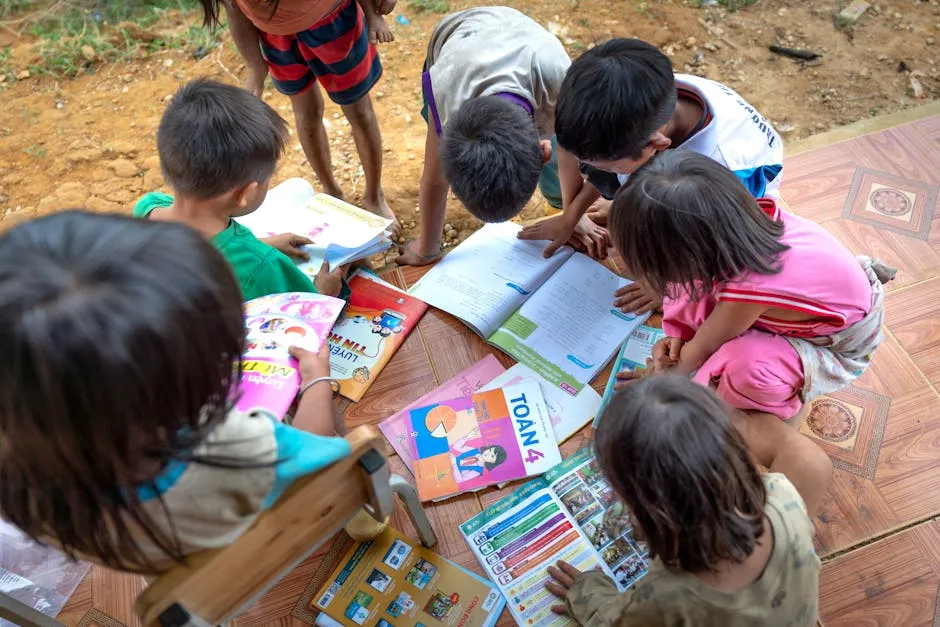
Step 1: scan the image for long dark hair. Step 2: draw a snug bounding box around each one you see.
[199,0,279,29]
[0,211,246,572]
[594,375,766,573]
[609,150,789,301]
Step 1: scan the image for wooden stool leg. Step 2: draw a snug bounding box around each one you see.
[389,474,437,548]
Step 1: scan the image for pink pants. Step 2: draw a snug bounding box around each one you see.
[663,295,805,418]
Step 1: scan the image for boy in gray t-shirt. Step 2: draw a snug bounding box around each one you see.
[397,6,575,265]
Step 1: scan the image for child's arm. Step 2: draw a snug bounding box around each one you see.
[397,125,448,266]
[675,301,768,375]
[222,0,267,97]
[289,345,343,436]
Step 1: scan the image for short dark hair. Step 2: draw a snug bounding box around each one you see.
[158,78,288,200]
[594,375,767,573]
[440,96,543,222]
[609,150,788,300]
[556,39,677,161]
[0,211,246,572]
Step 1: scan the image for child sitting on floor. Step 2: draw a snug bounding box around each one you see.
[546,375,830,626]
[0,212,380,573]
[609,151,892,418]
[135,78,344,301]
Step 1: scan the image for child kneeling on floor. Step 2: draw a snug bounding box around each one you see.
[547,375,831,626]
[0,212,379,573]
[609,150,893,418]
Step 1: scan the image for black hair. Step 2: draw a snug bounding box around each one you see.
[594,375,766,573]
[440,96,543,222]
[0,211,247,572]
[555,39,677,162]
[479,445,507,471]
[158,78,288,200]
[198,0,279,29]
[609,150,789,300]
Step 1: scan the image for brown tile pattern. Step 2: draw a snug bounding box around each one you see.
[54,116,940,627]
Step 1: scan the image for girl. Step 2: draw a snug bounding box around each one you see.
[546,375,830,626]
[0,212,377,573]
[609,151,892,418]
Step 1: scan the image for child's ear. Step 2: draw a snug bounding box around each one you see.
[233,181,260,208]
[539,139,553,165]
[649,131,672,152]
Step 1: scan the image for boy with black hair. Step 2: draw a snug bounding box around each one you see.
[135,78,344,301]
[397,6,578,266]
[518,39,783,313]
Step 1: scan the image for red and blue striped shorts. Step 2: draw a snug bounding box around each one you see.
[258,0,381,105]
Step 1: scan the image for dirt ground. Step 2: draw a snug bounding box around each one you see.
[1,0,938,256]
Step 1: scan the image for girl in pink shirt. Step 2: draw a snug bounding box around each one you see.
[609,151,892,418]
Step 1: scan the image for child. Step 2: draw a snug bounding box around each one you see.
[609,151,892,418]
[0,211,388,572]
[396,6,575,266]
[518,39,784,313]
[546,375,830,626]
[199,0,396,228]
[135,79,345,301]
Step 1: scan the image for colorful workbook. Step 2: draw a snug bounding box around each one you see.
[409,222,649,395]
[312,528,505,627]
[379,355,508,469]
[406,382,562,501]
[594,324,666,426]
[328,273,428,402]
[460,448,649,627]
[238,292,346,419]
[236,177,393,274]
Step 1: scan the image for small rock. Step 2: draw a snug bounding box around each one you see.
[162,93,173,102]
[684,36,697,49]
[122,86,129,93]
[404,114,413,124]
[838,0,870,24]
[443,223,453,232]
[877,53,889,61]
[929,37,937,45]
[55,101,64,109]
[15,69,30,80]
[704,42,718,52]
[375,91,385,98]
[109,159,139,178]
[778,7,788,16]
[776,121,797,134]
[80,45,96,62]
[332,112,340,119]
[163,58,174,68]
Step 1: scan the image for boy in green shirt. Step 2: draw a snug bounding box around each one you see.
[135,78,344,301]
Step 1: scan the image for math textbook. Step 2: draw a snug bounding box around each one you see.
[328,272,427,402]
[312,528,504,627]
[460,448,649,627]
[238,292,346,419]
[594,324,666,426]
[409,222,649,396]
[406,382,562,502]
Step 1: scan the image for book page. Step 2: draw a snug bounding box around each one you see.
[595,325,666,425]
[409,222,573,338]
[488,253,649,395]
[313,528,504,627]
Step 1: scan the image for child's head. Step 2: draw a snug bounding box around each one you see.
[440,96,547,223]
[0,211,245,571]
[479,444,507,470]
[158,78,288,215]
[609,150,787,300]
[595,375,766,572]
[555,39,677,175]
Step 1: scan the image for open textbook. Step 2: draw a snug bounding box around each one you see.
[460,448,649,627]
[406,382,562,501]
[236,178,393,274]
[595,324,666,424]
[238,292,346,419]
[409,222,648,395]
[313,528,505,627]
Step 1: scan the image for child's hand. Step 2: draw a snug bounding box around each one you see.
[245,64,268,98]
[288,344,332,384]
[585,197,612,227]
[545,560,583,616]
[518,214,578,258]
[614,282,663,314]
[614,360,653,390]
[314,261,346,297]
[262,233,313,260]
[652,336,684,370]
[570,214,610,260]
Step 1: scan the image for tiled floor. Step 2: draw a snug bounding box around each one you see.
[53,115,940,626]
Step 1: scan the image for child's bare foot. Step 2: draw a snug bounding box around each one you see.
[367,12,395,44]
[363,191,401,236]
[377,0,397,14]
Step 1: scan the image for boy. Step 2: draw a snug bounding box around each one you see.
[198,0,396,228]
[396,6,578,266]
[518,39,784,312]
[135,78,343,301]
[547,376,829,626]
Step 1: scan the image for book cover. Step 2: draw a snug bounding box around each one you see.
[312,528,504,627]
[237,292,346,419]
[594,325,665,426]
[407,382,562,502]
[328,275,428,402]
[378,355,507,470]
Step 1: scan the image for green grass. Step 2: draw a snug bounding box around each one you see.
[407,0,449,13]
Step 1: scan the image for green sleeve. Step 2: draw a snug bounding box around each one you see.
[240,250,320,301]
[566,570,665,626]
[133,192,174,218]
